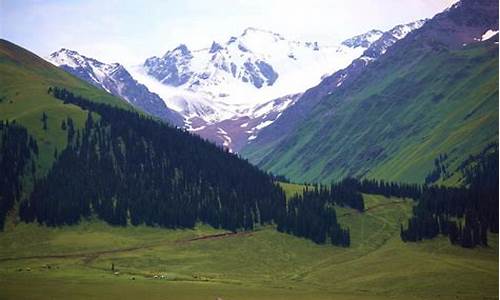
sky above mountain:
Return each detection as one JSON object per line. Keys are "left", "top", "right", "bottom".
{"left": 1, "top": 0, "right": 457, "bottom": 65}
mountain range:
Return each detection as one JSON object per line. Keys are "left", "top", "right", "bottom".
{"left": 48, "top": 21, "right": 424, "bottom": 151}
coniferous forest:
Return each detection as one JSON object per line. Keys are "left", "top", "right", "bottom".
{"left": 277, "top": 184, "right": 354, "bottom": 247}
{"left": 400, "top": 147, "right": 499, "bottom": 248}
{"left": 274, "top": 178, "right": 424, "bottom": 247}
{"left": 0, "top": 121, "right": 38, "bottom": 230}
{"left": 19, "top": 87, "right": 286, "bottom": 231}
{"left": 357, "top": 179, "right": 422, "bottom": 200}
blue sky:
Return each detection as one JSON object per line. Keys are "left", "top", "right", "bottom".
{"left": 1, "top": 0, "right": 457, "bottom": 65}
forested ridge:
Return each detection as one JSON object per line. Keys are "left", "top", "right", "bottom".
{"left": 18, "top": 87, "right": 286, "bottom": 231}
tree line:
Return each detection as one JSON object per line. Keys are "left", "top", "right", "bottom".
{"left": 274, "top": 176, "right": 418, "bottom": 247}
{"left": 357, "top": 178, "right": 422, "bottom": 200}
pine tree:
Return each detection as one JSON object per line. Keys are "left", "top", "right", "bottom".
{"left": 41, "top": 112, "right": 48, "bottom": 130}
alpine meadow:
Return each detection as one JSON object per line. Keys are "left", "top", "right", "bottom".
{"left": 0, "top": 0, "right": 498, "bottom": 299}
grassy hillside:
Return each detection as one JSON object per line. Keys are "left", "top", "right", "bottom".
{"left": 0, "top": 194, "right": 497, "bottom": 300}
{"left": 243, "top": 38, "right": 498, "bottom": 185}
{"left": 278, "top": 182, "right": 309, "bottom": 199}
{"left": 0, "top": 39, "right": 134, "bottom": 174}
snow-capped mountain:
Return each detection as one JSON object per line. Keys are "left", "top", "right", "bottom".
{"left": 48, "top": 49, "right": 184, "bottom": 127}
{"left": 241, "top": 20, "right": 427, "bottom": 153}
{"left": 137, "top": 27, "right": 374, "bottom": 125}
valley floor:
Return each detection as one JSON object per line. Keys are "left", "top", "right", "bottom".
{"left": 0, "top": 195, "right": 497, "bottom": 300}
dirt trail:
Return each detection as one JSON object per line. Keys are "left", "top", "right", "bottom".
{"left": 183, "top": 231, "right": 252, "bottom": 242}
{"left": 0, "top": 231, "right": 251, "bottom": 263}
{"left": 339, "top": 200, "right": 407, "bottom": 217}
{"left": 0, "top": 202, "right": 404, "bottom": 263}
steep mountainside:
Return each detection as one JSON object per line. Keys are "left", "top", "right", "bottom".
{"left": 48, "top": 49, "right": 184, "bottom": 127}
{"left": 241, "top": 20, "right": 426, "bottom": 153}
{"left": 241, "top": 0, "right": 499, "bottom": 184}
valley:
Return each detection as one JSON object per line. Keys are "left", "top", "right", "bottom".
{"left": 0, "top": 194, "right": 497, "bottom": 300}
{"left": 0, "top": 0, "right": 498, "bottom": 299}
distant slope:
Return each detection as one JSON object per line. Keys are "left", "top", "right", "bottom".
{"left": 175, "top": 21, "right": 424, "bottom": 151}
{"left": 241, "top": 0, "right": 499, "bottom": 184}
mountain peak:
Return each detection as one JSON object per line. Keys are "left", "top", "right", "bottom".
{"left": 388, "top": 19, "right": 427, "bottom": 39}
{"left": 48, "top": 48, "right": 125, "bottom": 72}
{"left": 170, "top": 44, "right": 191, "bottom": 56}
{"left": 48, "top": 48, "right": 89, "bottom": 68}
{"left": 47, "top": 48, "right": 184, "bottom": 126}
{"left": 240, "top": 27, "right": 285, "bottom": 40}
{"left": 241, "top": 27, "right": 268, "bottom": 35}
{"left": 50, "top": 48, "right": 80, "bottom": 58}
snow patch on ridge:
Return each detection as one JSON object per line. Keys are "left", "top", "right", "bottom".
{"left": 481, "top": 29, "right": 499, "bottom": 41}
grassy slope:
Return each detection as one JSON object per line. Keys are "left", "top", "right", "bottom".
{"left": 243, "top": 41, "right": 498, "bottom": 185}
{"left": 0, "top": 39, "right": 134, "bottom": 175}
{"left": 278, "top": 182, "right": 310, "bottom": 199}
{"left": 0, "top": 195, "right": 497, "bottom": 300}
